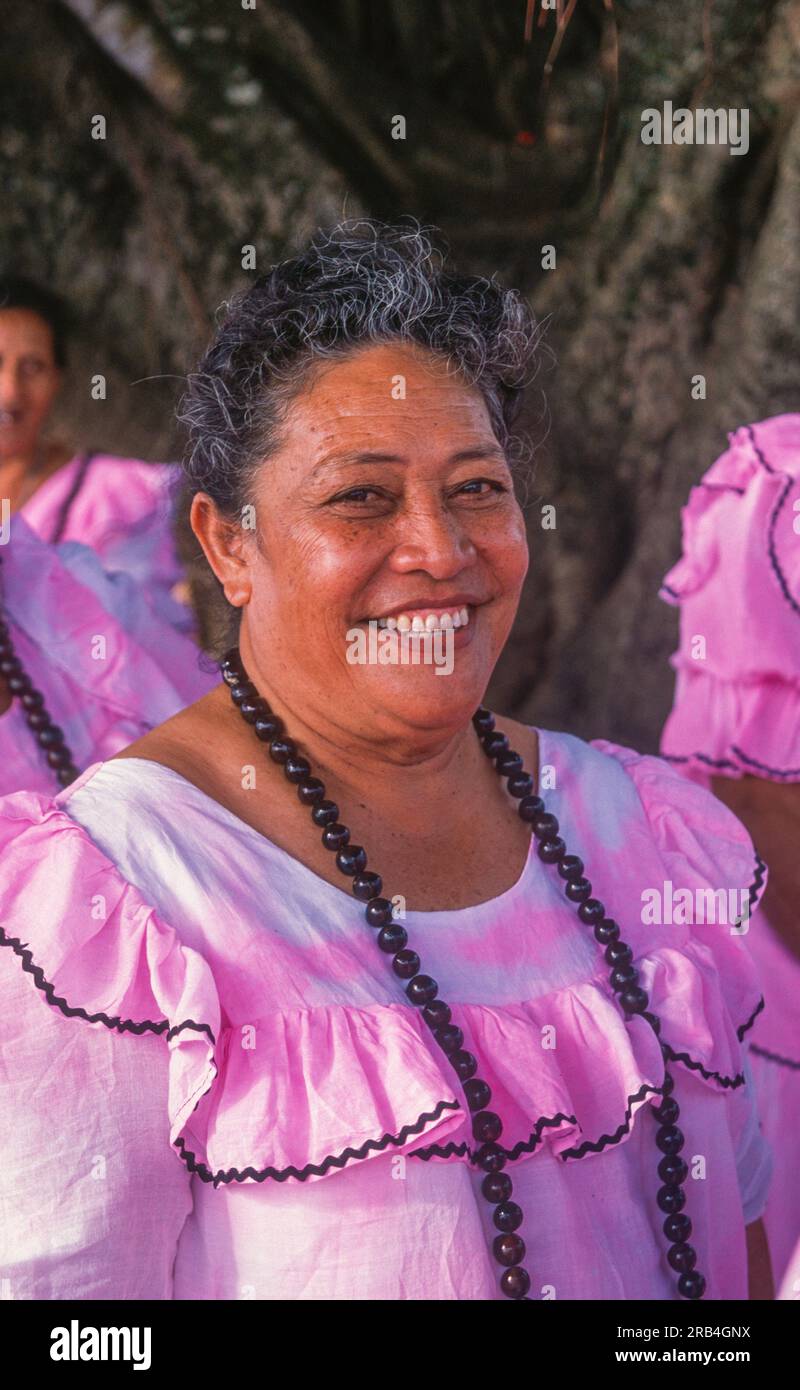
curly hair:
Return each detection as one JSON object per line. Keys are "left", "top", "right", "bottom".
{"left": 179, "top": 216, "right": 548, "bottom": 516}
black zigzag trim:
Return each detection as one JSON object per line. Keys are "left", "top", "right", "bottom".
{"left": 172, "top": 1097, "right": 463, "bottom": 1186}
{"left": 747, "top": 423, "right": 800, "bottom": 620}
{"left": 750, "top": 1042, "right": 800, "bottom": 1072}
{"left": 699, "top": 481, "right": 747, "bottom": 495}
{"left": 0, "top": 926, "right": 214, "bottom": 1045}
{"left": 558, "top": 1082, "right": 663, "bottom": 1161}
{"left": 660, "top": 995, "right": 765, "bottom": 1089}
{"left": 409, "top": 1109, "right": 578, "bottom": 1165}
{"left": 661, "top": 749, "right": 800, "bottom": 779}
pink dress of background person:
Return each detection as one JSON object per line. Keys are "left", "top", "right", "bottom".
{"left": 0, "top": 511, "right": 216, "bottom": 797}
{"left": 20, "top": 450, "right": 194, "bottom": 634}
{"left": 659, "top": 412, "right": 800, "bottom": 1293}
{"left": 0, "top": 727, "right": 773, "bottom": 1299}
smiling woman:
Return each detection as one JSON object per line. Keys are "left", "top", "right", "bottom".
{"left": 0, "top": 219, "right": 775, "bottom": 1301}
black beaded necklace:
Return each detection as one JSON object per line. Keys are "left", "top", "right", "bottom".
{"left": 221, "top": 644, "right": 707, "bottom": 1302}
{"left": 0, "top": 553, "right": 80, "bottom": 787}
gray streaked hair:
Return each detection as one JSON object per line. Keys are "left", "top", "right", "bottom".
{"left": 178, "top": 216, "right": 549, "bottom": 518}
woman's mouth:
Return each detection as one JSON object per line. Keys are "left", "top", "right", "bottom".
{"left": 358, "top": 605, "right": 472, "bottom": 632}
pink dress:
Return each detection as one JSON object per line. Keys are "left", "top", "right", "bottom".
{"left": 659, "top": 413, "right": 800, "bottom": 1289}
{"left": 0, "top": 513, "right": 216, "bottom": 797}
{"left": 0, "top": 731, "right": 773, "bottom": 1300}
{"left": 20, "top": 452, "right": 193, "bottom": 632}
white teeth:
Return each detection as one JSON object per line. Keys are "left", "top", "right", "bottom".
{"left": 366, "top": 606, "right": 472, "bottom": 630}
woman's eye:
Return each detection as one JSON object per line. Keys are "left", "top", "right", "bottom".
{"left": 331, "top": 487, "right": 383, "bottom": 504}
{"left": 456, "top": 479, "right": 507, "bottom": 497}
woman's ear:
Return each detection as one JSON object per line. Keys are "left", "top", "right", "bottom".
{"left": 190, "top": 492, "right": 252, "bottom": 608}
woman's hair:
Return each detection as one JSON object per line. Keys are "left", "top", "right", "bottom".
{"left": 179, "top": 217, "right": 548, "bottom": 517}
{"left": 0, "top": 275, "right": 71, "bottom": 368}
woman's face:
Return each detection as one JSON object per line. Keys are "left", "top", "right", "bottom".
{"left": 198, "top": 342, "right": 530, "bottom": 741}
{"left": 0, "top": 310, "right": 62, "bottom": 463}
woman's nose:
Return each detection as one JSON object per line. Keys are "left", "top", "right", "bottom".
{"left": 389, "top": 504, "right": 477, "bottom": 574}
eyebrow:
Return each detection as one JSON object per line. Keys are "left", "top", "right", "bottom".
{"left": 311, "top": 445, "right": 507, "bottom": 475}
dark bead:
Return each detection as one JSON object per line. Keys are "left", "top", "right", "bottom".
{"left": 497, "top": 751, "right": 523, "bottom": 776}
{"left": 297, "top": 777, "right": 325, "bottom": 805}
{"left": 56, "top": 766, "right": 79, "bottom": 787}
{"left": 656, "top": 1125, "right": 685, "bottom": 1156}
{"left": 0, "top": 642, "right": 13, "bottom": 661}
{"left": 472, "top": 1110, "right": 503, "bottom": 1143}
{"left": 664, "top": 1212, "right": 692, "bottom": 1243}
{"left": 312, "top": 800, "right": 340, "bottom": 827}
{"left": 565, "top": 877, "right": 592, "bottom": 902}
{"left": 482, "top": 731, "right": 509, "bottom": 757}
{"left": 406, "top": 974, "right": 438, "bottom": 1006}
{"left": 450, "top": 1049, "right": 478, "bottom": 1081}
{"left": 578, "top": 898, "right": 605, "bottom": 925}
{"left": 475, "top": 1142, "right": 505, "bottom": 1173}
{"left": 20, "top": 689, "right": 44, "bottom": 710}
{"left": 378, "top": 922, "right": 408, "bottom": 953}
{"left": 668, "top": 1243, "right": 697, "bottom": 1274}
{"left": 365, "top": 897, "right": 394, "bottom": 927}
{"left": 507, "top": 773, "right": 534, "bottom": 798}
{"left": 473, "top": 708, "right": 495, "bottom": 733}
{"left": 661, "top": 1072, "right": 675, "bottom": 1096}
{"left": 658, "top": 1154, "right": 688, "bottom": 1185}
{"left": 604, "top": 941, "right": 633, "bottom": 967}
{"left": 26, "top": 709, "right": 49, "bottom": 731}
{"left": 219, "top": 649, "right": 242, "bottom": 680}
{"left": 518, "top": 795, "right": 545, "bottom": 822}
{"left": 321, "top": 823, "right": 350, "bottom": 851}
{"left": 0, "top": 655, "right": 20, "bottom": 676}
{"left": 284, "top": 755, "right": 311, "bottom": 785}
{"left": 335, "top": 844, "right": 366, "bottom": 876}
{"left": 653, "top": 1096, "right": 680, "bottom": 1126}
{"left": 558, "top": 855, "right": 584, "bottom": 881}
{"left": 620, "top": 985, "right": 649, "bottom": 1014}
{"left": 610, "top": 964, "right": 638, "bottom": 992}
{"left": 352, "top": 871, "right": 382, "bottom": 901}
{"left": 435, "top": 1024, "right": 465, "bottom": 1056}
{"left": 463, "top": 1077, "right": 491, "bottom": 1111}
{"left": 238, "top": 697, "right": 265, "bottom": 724}
{"left": 537, "top": 835, "right": 565, "bottom": 863}
{"left": 493, "top": 1200, "right": 523, "bottom": 1233}
{"left": 532, "top": 812, "right": 559, "bottom": 840}
{"left": 392, "top": 949, "right": 420, "bottom": 980}
{"left": 7, "top": 672, "right": 31, "bottom": 695}
{"left": 37, "top": 725, "right": 64, "bottom": 749}
{"left": 269, "top": 738, "right": 296, "bottom": 764}
{"left": 482, "top": 1171, "right": 512, "bottom": 1204}
{"left": 594, "top": 918, "right": 620, "bottom": 945}
{"left": 47, "top": 747, "right": 73, "bottom": 769}
{"left": 254, "top": 714, "right": 283, "bottom": 742}
{"left": 678, "top": 1270, "right": 706, "bottom": 1300}
{"left": 221, "top": 666, "right": 242, "bottom": 687}
{"left": 229, "top": 680, "right": 256, "bottom": 706}
{"left": 500, "top": 1266, "right": 531, "bottom": 1299}
{"left": 642, "top": 1011, "right": 662, "bottom": 1035}
{"left": 493, "top": 1233, "right": 526, "bottom": 1268}
{"left": 657, "top": 1183, "right": 687, "bottom": 1215}
{"left": 422, "top": 999, "right": 451, "bottom": 1029}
